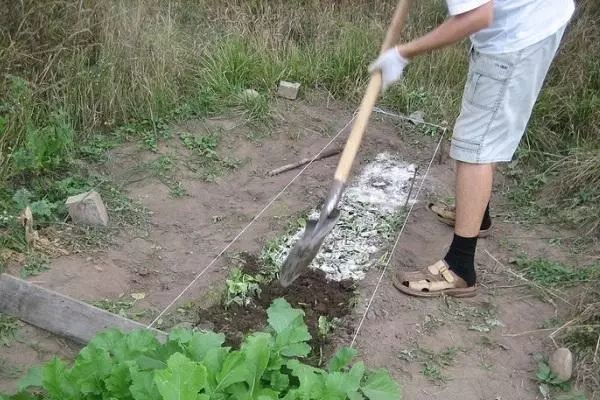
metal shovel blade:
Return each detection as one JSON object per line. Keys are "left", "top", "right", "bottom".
{"left": 278, "top": 208, "right": 341, "bottom": 287}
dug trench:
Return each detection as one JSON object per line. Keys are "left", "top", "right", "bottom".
{"left": 194, "top": 252, "right": 357, "bottom": 367}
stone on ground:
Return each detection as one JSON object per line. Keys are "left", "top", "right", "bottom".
{"left": 549, "top": 347, "right": 573, "bottom": 383}
{"left": 242, "top": 89, "right": 260, "bottom": 99}
{"left": 277, "top": 81, "right": 300, "bottom": 100}
{"left": 65, "top": 190, "right": 109, "bottom": 226}
{"left": 408, "top": 110, "right": 425, "bottom": 125}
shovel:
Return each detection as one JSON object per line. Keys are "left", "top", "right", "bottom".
{"left": 278, "top": 0, "right": 413, "bottom": 288}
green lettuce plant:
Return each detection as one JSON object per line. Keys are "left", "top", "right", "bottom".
{"left": 1, "top": 298, "right": 401, "bottom": 400}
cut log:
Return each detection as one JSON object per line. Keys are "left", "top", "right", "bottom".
{"left": 0, "top": 273, "right": 167, "bottom": 345}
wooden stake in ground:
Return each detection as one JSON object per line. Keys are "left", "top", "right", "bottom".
{"left": 0, "top": 273, "right": 167, "bottom": 345}
{"left": 267, "top": 147, "right": 342, "bottom": 176}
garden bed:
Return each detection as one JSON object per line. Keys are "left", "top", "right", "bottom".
{"left": 195, "top": 253, "right": 356, "bottom": 367}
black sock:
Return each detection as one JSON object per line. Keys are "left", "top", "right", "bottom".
{"left": 443, "top": 233, "right": 477, "bottom": 286}
{"left": 480, "top": 202, "right": 491, "bottom": 231}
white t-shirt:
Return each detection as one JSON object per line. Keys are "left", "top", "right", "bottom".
{"left": 446, "top": 0, "right": 576, "bottom": 54}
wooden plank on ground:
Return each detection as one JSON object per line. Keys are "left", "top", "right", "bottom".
{"left": 0, "top": 273, "right": 167, "bottom": 345}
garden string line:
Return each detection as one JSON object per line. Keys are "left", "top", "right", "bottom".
{"left": 350, "top": 124, "right": 447, "bottom": 348}
{"left": 146, "top": 108, "right": 360, "bottom": 328}
{"left": 373, "top": 105, "right": 449, "bottom": 130}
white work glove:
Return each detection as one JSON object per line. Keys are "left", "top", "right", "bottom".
{"left": 368, "top": 47, "right": 410, "bottom": 92}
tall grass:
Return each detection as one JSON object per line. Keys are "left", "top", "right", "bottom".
{"left": 0, "top": 0, "right": 598, "bottom": 233}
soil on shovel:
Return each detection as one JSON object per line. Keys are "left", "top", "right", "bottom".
{"left": 195, "top": 253, "right": 356, "bottom": 366}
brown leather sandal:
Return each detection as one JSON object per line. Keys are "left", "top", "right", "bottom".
{"left": 391, "top": 260, "right": 477, "bottom": 298}
{"left": 427, "top": 202, "right": 490, "bottom": 238}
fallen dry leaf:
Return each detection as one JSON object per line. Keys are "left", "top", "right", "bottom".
{"left": 131, "top": 292, "right": 146, "bottom": 301}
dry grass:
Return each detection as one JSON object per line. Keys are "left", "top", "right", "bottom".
{"left": 0, "top": 3, "right": 598, "bottom": 219}
{"left": 0, "top": 2, "right": 597, "bottom": 224}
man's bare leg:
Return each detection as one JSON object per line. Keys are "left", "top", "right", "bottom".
{"left": 454, "top": 162, "right": 494, "bottom": 237}
{"left": 442, "top": 161, "right": 494, "bottom": 287}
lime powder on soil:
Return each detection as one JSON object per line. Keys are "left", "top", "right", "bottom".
{"left": 265, "top": 152, "right": 419, "bottom": 282}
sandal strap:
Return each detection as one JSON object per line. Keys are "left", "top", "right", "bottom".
{"left": 427, "top": 260, "right": 455, "bottom": 283}
{"left": 404, "top": 260, "right": 460, "bottom": 291}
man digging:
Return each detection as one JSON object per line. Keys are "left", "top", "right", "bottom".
{"left": 368, "top": 0, "right": 575, "bottom": 297}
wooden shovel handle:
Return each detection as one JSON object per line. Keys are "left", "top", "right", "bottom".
{"left": 333, "top": 0, "right": 412, "bottom": 182}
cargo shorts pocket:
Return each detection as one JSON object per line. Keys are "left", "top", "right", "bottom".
{"left": 464, "top": 49, "right": 514, "bottom": 111}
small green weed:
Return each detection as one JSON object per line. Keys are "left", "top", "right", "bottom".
{"left": 77, "top": 134, "right": 121, "bottom": 163}
{"left": 151, "top": 301, "right": 198, "bottom": 331}
{"left": 378, "top": 206, "right": 408, "bottom": 242}
{"left": 180, "top": 133, "right": 219, "bottom": 157}
{"left": 224, "top": 267, "right": 263, "bottom": 307}
{"left": 21, "top": 252, "right": 51, "bottom": 278}
{"left": 479, "top": 362, "right": 494, "bottom": 371}
{"left": 118, "top": 117, "right": 172, "bottom": 153}
{"left": 179, "top": 132, "right": 242, "bottom": 181}
{"left": 397, "top": 347, "right": 418, "bottom": 362}
{"left": 149, "top": 155, "right": 187, "bottom": 198}
{"left": 91, "top": 299, "right": 135, "bottom": 316}
{"left": 425, "top": 347, "right": 459, "bottom": 368}
{"left": 421, "top": 314, "right": 444, "bottom": 335}
{"left": 317, "top": 315, "right": 340, "bottom": 340}
{"left": 531, "top": 353, "right": 588, "bottom": 399}
{"left": 398, "top": 346, "right": 459, "bottom": 385}
{"left": 421, "top": 347, "right": 458, "bottom": 384}
{"left": 99, "top": 183, "right": 150, "bottom": 228}
{"left": 151, "top": 155, "right": 175, "bottom": 179}
{"left": 422, "top": 362, "right": 448, "bottom": 384}
{"left": 169, "top": 181, "right": 186, "bottom": 198}
{"left": 0, "top": 314, "right": 21, "bottom": 346}
{"left": 542, "top": 316, "right": 563, "bottom": 329}
{"left": 260, "top": 236, "right": 288, "bottom": 279}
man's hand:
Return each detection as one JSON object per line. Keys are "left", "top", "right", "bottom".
{"left": 368, "top": 0, "right": 493, "bottom": 92}
{"left": 368, "top": 47, "right": 410, "bottom": 92}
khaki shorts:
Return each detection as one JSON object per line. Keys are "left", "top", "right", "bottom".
{"left": 450, "top": 24, "right": 567, "bottom": 164}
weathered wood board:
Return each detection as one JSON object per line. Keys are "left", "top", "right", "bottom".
{"left": 0, "top": 273, "right": 167, "bottom": 345}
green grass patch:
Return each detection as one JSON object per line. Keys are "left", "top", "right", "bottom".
{"left": 514, "top": 257, "right": 600, "bottom": 288}
{"left": 178, "top": 132, "right": 243, "bottom": 182}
